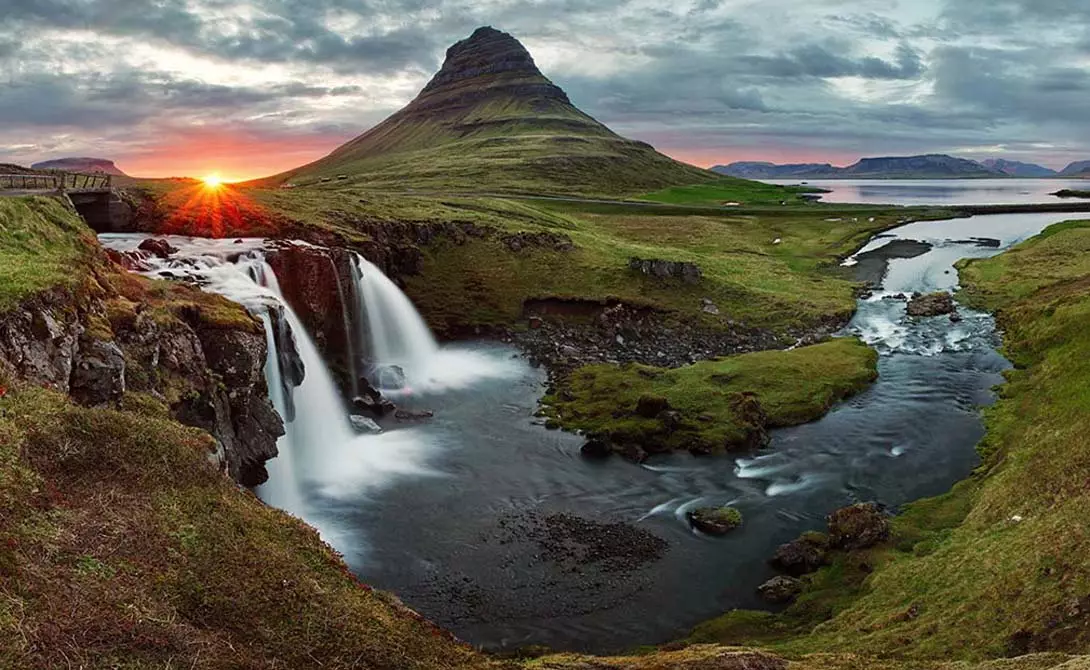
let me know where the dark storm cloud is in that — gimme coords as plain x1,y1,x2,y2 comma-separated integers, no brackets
738,42,924,79
3,0,1090,170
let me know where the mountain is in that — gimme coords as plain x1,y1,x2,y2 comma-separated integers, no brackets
712,162,839,179
31,157,128,176
269,27,714,195
712,154,1006,179
1061,160,1090,176
981,158,1057,177
840,154,1001,178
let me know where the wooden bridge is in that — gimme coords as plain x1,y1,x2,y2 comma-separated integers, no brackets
0,172,113,194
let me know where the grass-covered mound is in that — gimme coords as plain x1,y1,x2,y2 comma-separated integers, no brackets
684,219,1090,663
0,382,493,669
0,197,99,311
541,338,878,455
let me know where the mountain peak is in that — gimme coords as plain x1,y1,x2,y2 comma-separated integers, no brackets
420,26,564,100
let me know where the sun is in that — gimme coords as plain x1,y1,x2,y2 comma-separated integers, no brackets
201,174,224,188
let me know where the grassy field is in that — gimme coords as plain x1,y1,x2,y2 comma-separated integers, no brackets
640,178,823,206
542,338,878,454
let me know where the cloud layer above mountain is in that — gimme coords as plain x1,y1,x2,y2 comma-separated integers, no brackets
2,0,1087,178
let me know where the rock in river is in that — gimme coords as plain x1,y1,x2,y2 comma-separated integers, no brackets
770,531,829,576
906,291,956,317
687,506,743,535
827,502,890,550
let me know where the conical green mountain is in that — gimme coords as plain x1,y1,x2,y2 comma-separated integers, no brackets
273,27,715,195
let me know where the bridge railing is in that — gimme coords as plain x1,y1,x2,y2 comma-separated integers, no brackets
0,172,112,192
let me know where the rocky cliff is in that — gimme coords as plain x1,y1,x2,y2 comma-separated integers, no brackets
31,156,129,176
0,199,282,486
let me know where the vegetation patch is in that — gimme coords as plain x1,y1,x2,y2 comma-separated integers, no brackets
541,338,878,456
640,178,823,206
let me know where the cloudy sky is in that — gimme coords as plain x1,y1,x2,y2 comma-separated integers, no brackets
2,0,1089,179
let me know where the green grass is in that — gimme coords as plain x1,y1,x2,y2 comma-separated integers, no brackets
541,338,878,454
0,197,98,310
640,178,823,206
0,383,493,669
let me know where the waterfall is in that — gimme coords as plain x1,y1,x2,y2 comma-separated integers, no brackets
351,254,439,388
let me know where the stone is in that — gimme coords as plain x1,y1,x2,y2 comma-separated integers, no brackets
770,531,830,576
69,338,126,406
580,437,612,459
758,576,803,604
950,312,963,323
906,291,956,317
528,316,543,329
137,237,178,258
354,376,397,417
628,257,703,284
827,502,890,550
620,443,648,464
350,415,383,433
394,408,435,421
658,409,682,430
701,298,720,315
687,506,743,535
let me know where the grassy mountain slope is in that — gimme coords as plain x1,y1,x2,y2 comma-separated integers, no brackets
266,27,714,196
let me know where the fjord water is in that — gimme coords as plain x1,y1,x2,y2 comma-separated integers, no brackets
98,202,1071,653
765,177,1090,205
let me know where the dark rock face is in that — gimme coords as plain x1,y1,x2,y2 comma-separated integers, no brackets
827,502,891,550
731,392,771,450
758,575,803,604
628,257,702,284
770,532,830,576
0,299,80,390
69,337,125,406
906,291,956,317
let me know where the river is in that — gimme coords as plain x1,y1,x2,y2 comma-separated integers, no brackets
98,179,1079,654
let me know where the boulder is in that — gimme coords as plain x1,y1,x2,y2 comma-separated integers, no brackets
137,237,178,258
701,298,720,315
349,415,383,433
628,257,703,284
758,576,803,604
687,506,743,535
827,502,890,550
354,376,397,417
770,531,829,576
580,437,612,459
620,443,648,464
69,338,126,406
906,291,956,317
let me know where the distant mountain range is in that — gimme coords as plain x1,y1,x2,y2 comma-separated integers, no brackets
30,157,128,176
714,154,1087,179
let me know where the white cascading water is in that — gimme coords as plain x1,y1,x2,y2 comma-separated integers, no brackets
95,235,445,547
352,254,439,385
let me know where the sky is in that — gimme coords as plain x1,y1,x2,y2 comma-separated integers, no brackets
2,0,1089,180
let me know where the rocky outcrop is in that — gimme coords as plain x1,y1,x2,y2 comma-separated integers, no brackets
758,576,803,604
906,291,956,317
628,257,702,284
770,532,830,576
0,268,283,487
827,502,891,550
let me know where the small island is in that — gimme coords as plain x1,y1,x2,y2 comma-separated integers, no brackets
1051,189,1090,199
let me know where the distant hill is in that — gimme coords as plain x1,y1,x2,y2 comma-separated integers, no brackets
981,158,1057,177
712,162,839,179
1061,160,1090,176
714,154,1006,179
267,27,714,196
31,157,128,176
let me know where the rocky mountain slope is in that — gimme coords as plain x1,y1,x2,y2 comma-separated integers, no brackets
266,27,714,195
981,158,1057,177
30,156,128,176
1061,160,1090,176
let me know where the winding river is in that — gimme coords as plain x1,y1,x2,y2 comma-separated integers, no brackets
100,180,1079,654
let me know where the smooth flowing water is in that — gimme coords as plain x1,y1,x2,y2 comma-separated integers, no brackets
98,207,1071,653
763,177,1090,205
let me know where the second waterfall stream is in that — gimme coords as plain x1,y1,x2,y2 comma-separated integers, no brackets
96,234,513,549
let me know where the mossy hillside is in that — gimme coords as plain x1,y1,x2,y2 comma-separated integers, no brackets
541,338,878,453
686,219,1090,662
0,383,494,669
0,197,99,312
